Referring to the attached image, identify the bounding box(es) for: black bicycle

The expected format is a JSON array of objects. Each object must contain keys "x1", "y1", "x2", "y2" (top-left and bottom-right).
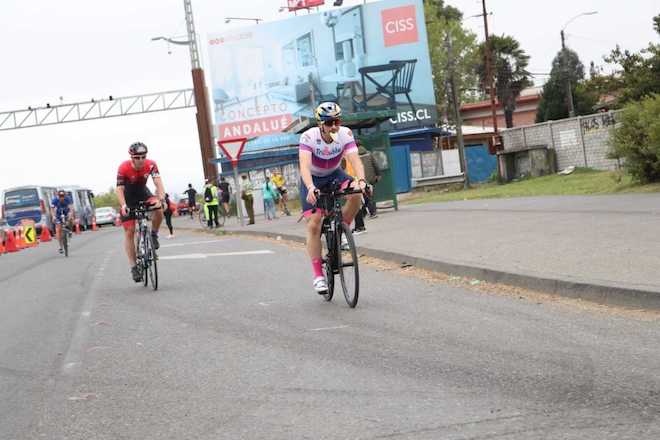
[
  {"x1": 198, "y1": 204, "x2": 226, "y2": 228},
  {"x1": 130, "y1": 201, "x2": 158, "y2": 290},
  {"x1": 313, "y1": 182, "x2": 364, "y2": 308},
  {"x1": 58, "y1": 213, "x2": 73, "y2": 257}
]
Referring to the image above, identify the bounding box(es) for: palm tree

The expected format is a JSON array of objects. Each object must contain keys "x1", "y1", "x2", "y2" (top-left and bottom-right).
[{"x1": 476, "y1": 35, "x2": 532, "y2": 128}]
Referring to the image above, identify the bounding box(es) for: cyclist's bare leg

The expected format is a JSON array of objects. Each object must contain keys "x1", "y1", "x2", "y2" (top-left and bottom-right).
[
  {"x1": 341, "y1": 192, "x2": 362, "y2": 226},
  {"x1": 305, "y1": 213, "x2": 323, "y2": 260},
  {"x1": 223, "y1": 202, "x2": 230, "y2": 216},
  {"x1": 151, "y1": 206, "x2": 164, "y2": 232},
  {"x1": 55, "y1": 224, "x2": 62, "y2": 247},
  {"x1": 124, "y1": 225, "x2": 137, "y2": 266}
]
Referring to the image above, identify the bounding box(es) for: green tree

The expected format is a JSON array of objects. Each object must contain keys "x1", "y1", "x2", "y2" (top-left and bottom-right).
[
  {"x1": 581, "y1": 14, "x2": 660, "y2": 108},
  {"x1": 476, "y1": 35, "x2": 532, "y2": 128},
  {"x1": 424, "y1": 0, "x2": 480, "y2": 123},
  {"x1": 536, "y1": 48, "x2": 597, "y2": 122},
  {"x1": 94, "y1": 188, "x2": 120, "y2": 209},
  {"x1": 610, "y1": 94, "x2": 660, "y2": 183}
]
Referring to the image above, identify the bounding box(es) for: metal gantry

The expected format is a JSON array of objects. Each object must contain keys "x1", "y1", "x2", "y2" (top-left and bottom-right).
[{"x1": 0, "y1": 89, "x2": 195, "y2": 131}]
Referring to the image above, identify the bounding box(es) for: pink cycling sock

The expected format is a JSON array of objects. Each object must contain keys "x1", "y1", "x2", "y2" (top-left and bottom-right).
[{"x1": 311, "y1": 258, "x2": 324, "y2": 278}]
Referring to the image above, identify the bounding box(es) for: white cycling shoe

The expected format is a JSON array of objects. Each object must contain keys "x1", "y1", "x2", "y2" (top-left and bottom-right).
[{"x1": 313, "y1": 276, "x2": 328, "y2": 294}]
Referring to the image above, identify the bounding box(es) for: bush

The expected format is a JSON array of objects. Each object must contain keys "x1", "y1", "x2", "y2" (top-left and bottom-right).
[{"x1": 610, "y1": 94, "x2": 660, "y2": 183}]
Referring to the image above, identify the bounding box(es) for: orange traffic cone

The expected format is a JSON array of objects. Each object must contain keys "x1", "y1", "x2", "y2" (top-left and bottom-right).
[
  {"x1": 92, "y1": 217, "x2": 98, "y2": 231},
  {"x1": 40, "y1": 226, "x2": 52, "y2": 242},
  {"x1": 6, "y1": 229, "x2": 19, "y2": 252},
  {"x1": 74, "y1": 220, "x2": 81, "y2": 235},
  {"x1": 15, "y1": 229, "x2": 26, "y2": 250}
]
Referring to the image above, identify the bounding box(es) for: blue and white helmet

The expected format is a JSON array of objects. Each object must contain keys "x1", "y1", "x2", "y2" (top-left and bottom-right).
[{"x1": 315, "y1": 102, "x2": 342, "y2": 123}]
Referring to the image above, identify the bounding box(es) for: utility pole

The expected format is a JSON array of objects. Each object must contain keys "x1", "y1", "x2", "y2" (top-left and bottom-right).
[
  {"x1": 561, "y1": 30, "x2": 576, "y2": 117},
  {"x1": 481, "y1": 0, "x2": 499, "y2": 144},
  {"x1": 445, "y1": 33, "x2": 469, "y2": 189},
  {"x1": 184, "y1": 0, "x2": 217, "y2": 183}
]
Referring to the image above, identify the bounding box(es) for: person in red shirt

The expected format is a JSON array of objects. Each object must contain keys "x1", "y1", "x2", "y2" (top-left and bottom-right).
[{"x1": 116, "y1": 142, "x2": 166, "y2": 282}]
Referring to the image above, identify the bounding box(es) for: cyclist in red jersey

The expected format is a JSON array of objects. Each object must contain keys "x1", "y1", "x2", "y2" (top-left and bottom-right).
[{"x1": 116, "y1": 142, "x2": 166, "y2": 282}]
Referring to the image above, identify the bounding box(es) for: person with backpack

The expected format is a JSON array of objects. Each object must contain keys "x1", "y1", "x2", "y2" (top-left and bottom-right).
[{"x1": 203, "y1": 179, "x2": 220, "y2": 228}]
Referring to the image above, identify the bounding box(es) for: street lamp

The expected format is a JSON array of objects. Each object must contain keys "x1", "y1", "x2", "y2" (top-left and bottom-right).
[
  {"x1": 151, "y1": 0, "x2": 217, "y2": 183},
  {"x1": 224, "y1": 17, "x2": 262, "y2": 24},
  {"x1": 561, "y1": 11, "x2": 598, "y2": 117}
]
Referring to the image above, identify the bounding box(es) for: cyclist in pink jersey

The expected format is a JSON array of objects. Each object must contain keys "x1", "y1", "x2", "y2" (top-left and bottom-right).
[{"x1": 299, "y1": 102, "x2": 368, "y2": 294}]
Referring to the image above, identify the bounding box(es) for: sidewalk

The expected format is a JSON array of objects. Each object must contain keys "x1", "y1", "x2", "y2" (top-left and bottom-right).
[{"x1": 194, "y1": 194, "x2": 660, "y2": 309}]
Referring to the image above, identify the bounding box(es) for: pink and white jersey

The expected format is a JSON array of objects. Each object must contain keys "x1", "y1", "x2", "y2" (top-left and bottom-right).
[{"x1": 299, "y1": 126, "x2": 358, "y2": 177}]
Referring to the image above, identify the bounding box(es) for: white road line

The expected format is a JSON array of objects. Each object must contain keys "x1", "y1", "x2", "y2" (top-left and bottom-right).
[
  {"x1": 60, "y1": 252, "x2": 112, "y2": 376},
  {"x1": 309, "y1": 325, "x2": 350, "y2": 332},
  {"x1": 160, "y1": 239, "x2": 231, "y2": 248},
  {"x1": 159, "y1": 250, "x2": 274, "y2": 260}
]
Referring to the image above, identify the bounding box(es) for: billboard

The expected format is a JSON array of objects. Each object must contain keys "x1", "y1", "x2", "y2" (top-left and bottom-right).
[
  {"x1": 207, "y1": 0, "x2": 437, "y2": 142},
  {"x1": 288, "y1": 0, "x2": 325, "y2": 11}
]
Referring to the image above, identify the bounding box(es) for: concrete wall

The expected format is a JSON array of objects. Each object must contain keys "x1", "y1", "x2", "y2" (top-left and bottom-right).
[{"x1": 501, "y1": 111, "x2": 621, "y2": 171}]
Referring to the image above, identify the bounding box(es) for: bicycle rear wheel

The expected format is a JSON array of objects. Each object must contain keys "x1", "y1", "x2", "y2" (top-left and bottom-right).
[
  {"x1": 338, "y1": 223, "x2": 359, "y2": 308},
  {"x1": 322, "y1": 229, "x2": 335, "y2": 302}
]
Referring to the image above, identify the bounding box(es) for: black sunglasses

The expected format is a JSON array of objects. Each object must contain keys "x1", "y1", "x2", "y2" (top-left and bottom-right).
[
  {"x1": 323, "y1": 119, "x2": 340, "y2": 127},
  {"x1": 131, "y1": 155, "x2": 146, "y2": 160}
]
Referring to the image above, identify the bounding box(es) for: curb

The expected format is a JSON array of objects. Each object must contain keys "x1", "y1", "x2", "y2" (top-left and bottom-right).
[{"x1": 222, "y1": 229, "x2": 660, "y2": 311}]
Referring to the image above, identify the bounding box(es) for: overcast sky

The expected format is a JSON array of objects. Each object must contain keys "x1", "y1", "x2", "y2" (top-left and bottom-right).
[{"x1": 1, "y1": 0, "x2": 657, "y2": 198}]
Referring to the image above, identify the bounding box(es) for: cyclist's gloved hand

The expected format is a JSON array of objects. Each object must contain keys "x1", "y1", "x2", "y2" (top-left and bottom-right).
[
  {"x1": 306, "y1": 185, "x2": 318, "y2": 205},
  {"x1": 357, "y1": 179, "x2": 369, "y2": 192}
]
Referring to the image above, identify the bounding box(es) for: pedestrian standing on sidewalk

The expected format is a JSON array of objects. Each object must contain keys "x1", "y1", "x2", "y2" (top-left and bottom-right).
[
  {"x1": 271, "y1": 170, "x2": 291, "y2": 216},
  {"x1": 203, "y1": 179, "x2": 220, "y2": 228},
  {"x1": 358, "y1": 143, "x2": 381, "y2": 218},
  {"x1": 241, "y1": 174, "x2": 255, "y2": 225},
  {"x1": 218, "y1": 176, "x2": 231, "y2": 218},
  {"x1": 163, "y1": 193, "x2": 175, "y2": 238},
  {"x1": 262, "y1": 175, "x2": 279, "y2": 221}
]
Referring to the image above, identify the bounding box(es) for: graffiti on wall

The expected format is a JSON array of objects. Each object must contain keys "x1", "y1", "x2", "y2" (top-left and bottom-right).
[{"x1": 581, "y1": 112, "x2": 617, "y2": 134}]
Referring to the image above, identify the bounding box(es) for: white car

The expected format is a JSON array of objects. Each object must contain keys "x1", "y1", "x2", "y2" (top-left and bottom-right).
[{"x1": 95, "y1": 207, "x2": 118, "y2": 226}]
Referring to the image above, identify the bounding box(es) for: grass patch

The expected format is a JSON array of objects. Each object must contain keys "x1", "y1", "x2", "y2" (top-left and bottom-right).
[{"x1": 402, "y1": 168, "x2": 660, "y2": 204}]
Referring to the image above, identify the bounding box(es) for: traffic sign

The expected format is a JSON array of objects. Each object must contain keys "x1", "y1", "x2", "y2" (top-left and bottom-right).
[
  {"x1": 217, "y1": 137, "x2": 247, "y2": 167},
  {"x1": 23, "y1": 224, "x2": 36, "y2": 245}
]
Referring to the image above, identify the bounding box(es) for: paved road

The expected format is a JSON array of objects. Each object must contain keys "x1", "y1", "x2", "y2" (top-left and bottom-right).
[
  {"x1": 221, "y1": 194, "x2": 660, "y2": 304},
  {"x1": 1, "y1": 227, "x2": 660, "y2": 439}
]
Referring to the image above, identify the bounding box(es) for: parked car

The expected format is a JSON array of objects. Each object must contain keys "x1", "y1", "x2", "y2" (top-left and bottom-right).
[
  {"x1": 95, "y1": 206, "x2": 118, "y2": 226},
  {"x1": 177, "y1": 198, "x2": 190, "y2": 215}
]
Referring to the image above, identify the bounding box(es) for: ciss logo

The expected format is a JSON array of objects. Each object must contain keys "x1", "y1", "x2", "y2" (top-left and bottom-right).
[{"x1": 381, "y1": 5, "x2": 418, "y2": 47}]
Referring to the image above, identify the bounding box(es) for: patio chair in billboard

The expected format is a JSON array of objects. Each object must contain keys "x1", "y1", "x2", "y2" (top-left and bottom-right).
[
  {"x1": 308, "y1": 73, "x2": 338, "y2": 104},
  {"x1": 351, "y1": 61, "x2": 404, "y2": 112},
  {"x1": 389, "y1": 59, "x2": 420, "y2": 126}
]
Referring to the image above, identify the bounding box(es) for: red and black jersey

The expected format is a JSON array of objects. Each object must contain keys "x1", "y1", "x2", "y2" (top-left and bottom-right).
[{"x1": 116, "y1": 159, "x2": 160, "y2": 189}]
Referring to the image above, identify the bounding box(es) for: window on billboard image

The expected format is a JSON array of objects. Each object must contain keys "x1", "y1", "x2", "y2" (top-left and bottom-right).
[{"x1": 296, "y1": 33, "x2": 315, "y2": 68}]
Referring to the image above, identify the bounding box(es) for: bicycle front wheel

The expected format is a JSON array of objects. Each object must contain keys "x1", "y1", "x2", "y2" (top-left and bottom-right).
[
  {"x1": 322, "y1": 230, "x2": 335, "y2": 302},
  {"x1": 338, "y1": 223, "x2": 359, "y2": 308},
  {"x1": 63, "y1": 230, "x2": 69, "y2": 257},
  {"x1": 198, "y1": 208, "x2": 207, "y2": 227},
  {"x1": 148, "y1": 237, "x2": 158, "y2": 291}
]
